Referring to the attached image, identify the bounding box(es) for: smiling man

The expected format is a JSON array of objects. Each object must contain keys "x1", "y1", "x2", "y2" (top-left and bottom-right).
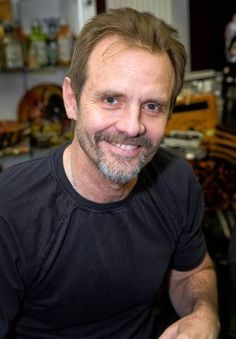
[
  {"x1": 63, "y1": 35, "x2": 174, "y2": 200},
  {"x1": 0, "y1": 7, "x2": 219, "y2": 339}
]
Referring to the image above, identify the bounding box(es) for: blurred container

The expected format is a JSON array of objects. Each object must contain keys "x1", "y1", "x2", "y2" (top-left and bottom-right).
[
  {"x1": 57, "y1": 19, "x2": 73, "y2": 65},
  {"x1": 28, "y1": 20, "x2": 48, "y2": 69},
  {"x1": 0, "y1": 120, "x2": 30, "y2": 149},
  {"x1": 0, "y1": 0, "x2": 13, "y2": 22},
  {"x1": 2, "y1": 21, "x2": 24, "y2": 70}
]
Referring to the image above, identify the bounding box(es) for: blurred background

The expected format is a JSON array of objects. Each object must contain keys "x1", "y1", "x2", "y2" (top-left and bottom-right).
[{"x1": 0, "y1": 1, "x2": 236, "y2": 337}]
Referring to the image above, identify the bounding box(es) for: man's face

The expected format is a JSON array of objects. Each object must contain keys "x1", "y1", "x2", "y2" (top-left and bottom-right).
[{"x1": 70, "y1": 37, "x2": 174, "y2": 184}]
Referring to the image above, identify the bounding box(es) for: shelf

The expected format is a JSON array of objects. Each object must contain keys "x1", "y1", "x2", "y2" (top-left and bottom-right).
[{"x1": 0, "y1": 64, "x2": 69, "y2": 74}]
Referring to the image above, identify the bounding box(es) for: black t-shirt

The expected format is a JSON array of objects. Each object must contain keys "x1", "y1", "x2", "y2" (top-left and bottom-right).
[{"x1": 0, "y1": 144, "x2": 206, "y2": 338}]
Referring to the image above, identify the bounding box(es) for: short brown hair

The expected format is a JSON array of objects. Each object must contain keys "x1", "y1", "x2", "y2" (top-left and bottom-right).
[{"x1": 67, "y1": 7, "x2": 187, "y2": 112}]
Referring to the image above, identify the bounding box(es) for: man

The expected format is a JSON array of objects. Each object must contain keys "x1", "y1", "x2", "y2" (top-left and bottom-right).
[{"x1": 0, "y1": 7, "x2": 219, "y2": 339}]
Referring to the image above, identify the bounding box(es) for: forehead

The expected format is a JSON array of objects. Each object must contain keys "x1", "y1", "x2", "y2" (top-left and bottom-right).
[
  {"x1": 88, "y1": 35, "x2": 156, "y2": 66},
  {"x1": 87, "y1": 35, "x2": 173, "y2": 79},
  {"x1": 90, "y1": 35, "x2": 135, "y2": 58}
]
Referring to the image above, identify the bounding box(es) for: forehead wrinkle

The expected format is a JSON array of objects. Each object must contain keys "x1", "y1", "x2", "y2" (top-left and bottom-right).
[
  {"x1": 101, "y1": 40, "x2": 131, "y2": 60},
  {"x1": 98, "y1": 36, "x2": 153, "y2": 61}
]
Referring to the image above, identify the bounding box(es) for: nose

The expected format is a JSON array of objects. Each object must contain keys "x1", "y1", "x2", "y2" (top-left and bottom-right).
[{"x1": 115, "y1": 106, "x2": 146, "y2": 137}]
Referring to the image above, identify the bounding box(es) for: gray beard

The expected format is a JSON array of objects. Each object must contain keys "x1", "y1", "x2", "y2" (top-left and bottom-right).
[
  {"x1": 96, "y1": 152, "x2": 148, "y2": 185},
  {"x1": 76, "y1": 128, "x2": 159, "y2": 185}
]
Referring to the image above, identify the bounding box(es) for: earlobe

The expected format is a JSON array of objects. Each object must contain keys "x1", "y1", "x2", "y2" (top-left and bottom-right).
[{"x1": 62, "y1": 77, "x2": 78, "y2": 121}]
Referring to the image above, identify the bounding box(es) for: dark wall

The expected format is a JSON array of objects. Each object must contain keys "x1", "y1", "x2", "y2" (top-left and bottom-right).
[
  {"x1": 96, "y1": 0, "x2": 106, "y2": 14},
  {"x1": 189, "y1": 0, "x2": 236, "y2": 71},
  {"x1": 97, "y1": 0, "x2": 236, "y2": 71}
]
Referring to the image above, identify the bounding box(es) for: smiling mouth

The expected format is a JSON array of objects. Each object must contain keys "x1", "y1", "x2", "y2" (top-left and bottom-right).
[
  {"x1": 112, "y1": 143, "x2": 138, "y2": 151},
  {"x1": 95, "y1": 131, "x2": 153, "y2": 151}
]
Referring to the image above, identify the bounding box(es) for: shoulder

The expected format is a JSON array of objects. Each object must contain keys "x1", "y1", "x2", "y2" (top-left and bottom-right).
[
  {"x1": 146, "y1": 146, "x2": 197, "y2": 186},
  {"x1": 0, "y1": 144, "x2": 67, "y2": 210},
  {"x1": 0, "y1": 145, "x2": 72, "y2": 283},
  {"x1": 0, "y1": 153, "x2": 52, "y2": 208},
  {"x1": 142, "y1": 147, "x2": 204, "y2": 226},
  {"x1": 0, "y1": 145, "x2": 69, "y2": 238}
]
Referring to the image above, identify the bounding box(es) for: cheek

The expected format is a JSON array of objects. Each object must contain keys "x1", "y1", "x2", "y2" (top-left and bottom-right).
[
  {"x1": 80, "y1": 102, "x2": 118, "y2": 131},
  {"x1": 145, "y1": 118, "x2": 168, "y2": 142},
  {"x1": 77, "y1": 107, "x2": 115, "y2": 136}
]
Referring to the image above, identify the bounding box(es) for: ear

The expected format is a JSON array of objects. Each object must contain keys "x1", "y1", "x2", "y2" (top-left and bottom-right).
[{"x1": 62, "y1": 77, "x2": 78, "y2": 121}]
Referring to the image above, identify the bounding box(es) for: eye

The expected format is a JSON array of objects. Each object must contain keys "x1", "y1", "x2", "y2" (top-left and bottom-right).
[
  {"x1": 143, "y1": 102, "x2": 162, "y2": 113},
  {"x1": 103, "y1": 96, "x2": 119, "y2": 105}
]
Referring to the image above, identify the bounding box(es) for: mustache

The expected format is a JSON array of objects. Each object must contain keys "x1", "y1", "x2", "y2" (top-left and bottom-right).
[{"x1": 94, "y1": 131, "x2": 153, "y2": 148}]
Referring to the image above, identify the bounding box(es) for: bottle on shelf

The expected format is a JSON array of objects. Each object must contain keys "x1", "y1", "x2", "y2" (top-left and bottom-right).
[
  {"x1": 13, "y1": 20, "x2": 27, "y2": 66},
  {"x1": 0, "y1": 22, "x2": 5, "y2": 69},
  {"x1": 57, "y1": 19, "x2": 73, "y2": 65},
  {"x1": 46, "y1": 17, "x2": 59, "y2": 67},
  {"x1": 28, "y1": 19, "x2": 48, "y2": 70},
  {"x1": 2, "y1": 21, "x2": 24, "y2": 70}
]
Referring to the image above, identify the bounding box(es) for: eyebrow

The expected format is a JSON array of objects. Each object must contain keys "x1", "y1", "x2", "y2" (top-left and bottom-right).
[{"x1": 93, "y1": 90, "x2": 125, "y2": 99}]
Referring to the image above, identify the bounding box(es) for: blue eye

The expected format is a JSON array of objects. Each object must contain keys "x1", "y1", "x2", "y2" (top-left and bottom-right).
[
  {"x1": 143, "y1": 103, "x2": 161, "y2": 112},
  {"x1": 104, "y1": 96, "x2": 118, "y2": 105}
]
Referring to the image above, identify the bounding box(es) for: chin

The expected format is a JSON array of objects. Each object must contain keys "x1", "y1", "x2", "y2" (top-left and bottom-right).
[{"x1": 98, "y1": 162, "x2": 142, "y2": 185}]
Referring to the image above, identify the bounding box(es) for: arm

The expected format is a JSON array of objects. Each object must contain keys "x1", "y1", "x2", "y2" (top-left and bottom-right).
[
  {"x1": 0, "y1": 215, "x2": 23, "y2": 338},
  {"x1": 159, "y1": 253, "x2": 220, "y2": 339}
]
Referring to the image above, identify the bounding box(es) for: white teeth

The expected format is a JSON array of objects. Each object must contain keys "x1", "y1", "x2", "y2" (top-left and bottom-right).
[{"x1": 115, "y1": 143, "x2": 137, "y2": 150}]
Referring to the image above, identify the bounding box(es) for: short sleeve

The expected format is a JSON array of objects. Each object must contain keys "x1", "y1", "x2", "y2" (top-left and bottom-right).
[{"x1": 170, "y1": 172, "x2": 207, "y2": 271}]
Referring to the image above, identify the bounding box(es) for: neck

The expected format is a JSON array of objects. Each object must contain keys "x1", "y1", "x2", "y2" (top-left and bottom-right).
[{"x1": 63, "y1": 144, "x2": 137, "y2": 203}]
